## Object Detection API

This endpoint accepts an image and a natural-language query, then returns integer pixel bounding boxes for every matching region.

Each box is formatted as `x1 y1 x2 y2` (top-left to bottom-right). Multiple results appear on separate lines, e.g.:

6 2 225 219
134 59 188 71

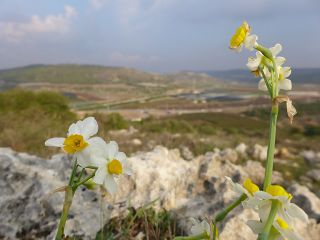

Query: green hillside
0 64 168 84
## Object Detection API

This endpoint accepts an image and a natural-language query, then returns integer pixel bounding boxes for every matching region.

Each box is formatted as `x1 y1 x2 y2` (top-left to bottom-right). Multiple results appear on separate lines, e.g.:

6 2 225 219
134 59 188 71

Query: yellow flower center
251 69 260 77
276 218 289 230
230 22 250 48
279 71 284 81
107 159 123 175
266 185 292 200
63 134 88 154
243 178 259 195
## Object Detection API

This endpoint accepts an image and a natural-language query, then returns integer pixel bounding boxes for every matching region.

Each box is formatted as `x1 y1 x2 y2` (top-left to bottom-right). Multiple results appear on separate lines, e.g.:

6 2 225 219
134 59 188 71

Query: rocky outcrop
0 146 319 239
301 150 320 168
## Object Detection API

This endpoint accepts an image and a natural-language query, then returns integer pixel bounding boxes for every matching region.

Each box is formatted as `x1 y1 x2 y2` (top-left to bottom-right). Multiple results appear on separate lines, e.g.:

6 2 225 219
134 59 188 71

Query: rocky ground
0 145 319 239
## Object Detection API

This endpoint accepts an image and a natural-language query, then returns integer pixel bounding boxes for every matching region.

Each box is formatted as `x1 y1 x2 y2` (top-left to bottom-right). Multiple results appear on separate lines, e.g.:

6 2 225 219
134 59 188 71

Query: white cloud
0 5 77 42
90 0 107 9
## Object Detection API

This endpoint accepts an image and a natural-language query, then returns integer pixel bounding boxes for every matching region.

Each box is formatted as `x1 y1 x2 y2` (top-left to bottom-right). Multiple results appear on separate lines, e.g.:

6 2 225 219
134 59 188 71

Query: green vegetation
96 204 182 240
89 112 129 130
0 90 131 156
136 112 267 136
0 89 77 156
0 89 319 158
0 64 169 84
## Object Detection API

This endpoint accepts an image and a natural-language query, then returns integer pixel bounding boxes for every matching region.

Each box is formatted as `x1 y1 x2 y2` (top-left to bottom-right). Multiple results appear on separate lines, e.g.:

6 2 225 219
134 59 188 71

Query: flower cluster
227 178 308 240
45 116 131 194
230 21 293 98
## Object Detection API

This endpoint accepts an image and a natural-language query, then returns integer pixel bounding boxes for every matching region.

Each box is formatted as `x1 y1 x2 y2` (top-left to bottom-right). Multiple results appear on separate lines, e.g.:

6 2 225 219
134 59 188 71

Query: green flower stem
174 232 208 240
55 186 74 240
55 162 97 240
255 45 273 60
73 169 97 190
68 159 78 186
213 224 217 240
257 200 279 240
259 66 273 97
214 193 247 222
271 59 279 96
263 102 279 191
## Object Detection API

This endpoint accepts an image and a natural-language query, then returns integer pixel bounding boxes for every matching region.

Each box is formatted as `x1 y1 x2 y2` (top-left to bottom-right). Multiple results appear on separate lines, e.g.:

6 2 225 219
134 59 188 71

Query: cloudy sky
0 0 319 72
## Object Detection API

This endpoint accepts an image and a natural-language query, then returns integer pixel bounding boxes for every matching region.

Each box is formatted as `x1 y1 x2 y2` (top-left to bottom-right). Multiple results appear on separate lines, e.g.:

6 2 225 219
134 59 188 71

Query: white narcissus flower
259 66 292 91
247 217 302 240
247 44 285 72
247 51 264 72
45 117 105 166
190 218 211 238
247 185 308 225
253 43 292 92
229 21 258 52
226 177 259 198
189 218 219 239
269 43 286 66
274 217 302 240
92 140 131 194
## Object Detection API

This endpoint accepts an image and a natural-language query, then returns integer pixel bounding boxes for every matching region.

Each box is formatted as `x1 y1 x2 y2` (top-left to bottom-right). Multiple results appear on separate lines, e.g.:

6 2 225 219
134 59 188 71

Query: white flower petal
278 207 293 225
124 166 133 175
231 45 243 52
244 34 258 51
87 137 108 158
284 229 303 240
45 137 65 147
247 220 264 234
90 156 106 169
243 198 262 209
115 151 126 162
79 117 99 139
202 220 211 236
93 166 106 185
190 224 202 235
258 79 268 91
281 67 292 78
114 151 131 175
279 79 292 90
75 151 91 167
287 203 308 222
254 191 273 200
258 201 272 222
226 176 245 195
246 52 262 71
190 220 209 236
275 56 286 66
235 183 249 196
270 43 282 57
106 141 119 160
68 122 81 136
104 174 117 194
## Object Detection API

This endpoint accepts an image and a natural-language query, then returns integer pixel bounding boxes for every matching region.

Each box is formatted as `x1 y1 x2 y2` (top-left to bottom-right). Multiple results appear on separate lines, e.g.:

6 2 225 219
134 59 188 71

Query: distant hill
201 68 320 85
0 64 168 84
0 65 222 103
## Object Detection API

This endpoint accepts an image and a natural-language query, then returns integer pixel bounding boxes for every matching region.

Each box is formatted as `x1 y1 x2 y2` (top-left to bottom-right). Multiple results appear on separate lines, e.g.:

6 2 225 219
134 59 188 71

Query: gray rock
302 151 320 167
0 148 104 240
220 148 238 163
181 146 194 161
235 143 248 158
251 144 268 161
288 184 320 223
0 146 319 240
307 169 320 182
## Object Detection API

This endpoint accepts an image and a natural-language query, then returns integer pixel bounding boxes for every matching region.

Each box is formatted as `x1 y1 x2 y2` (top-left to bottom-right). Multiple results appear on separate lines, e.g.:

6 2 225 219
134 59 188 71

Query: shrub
0 89 76 156
89 112 128 131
